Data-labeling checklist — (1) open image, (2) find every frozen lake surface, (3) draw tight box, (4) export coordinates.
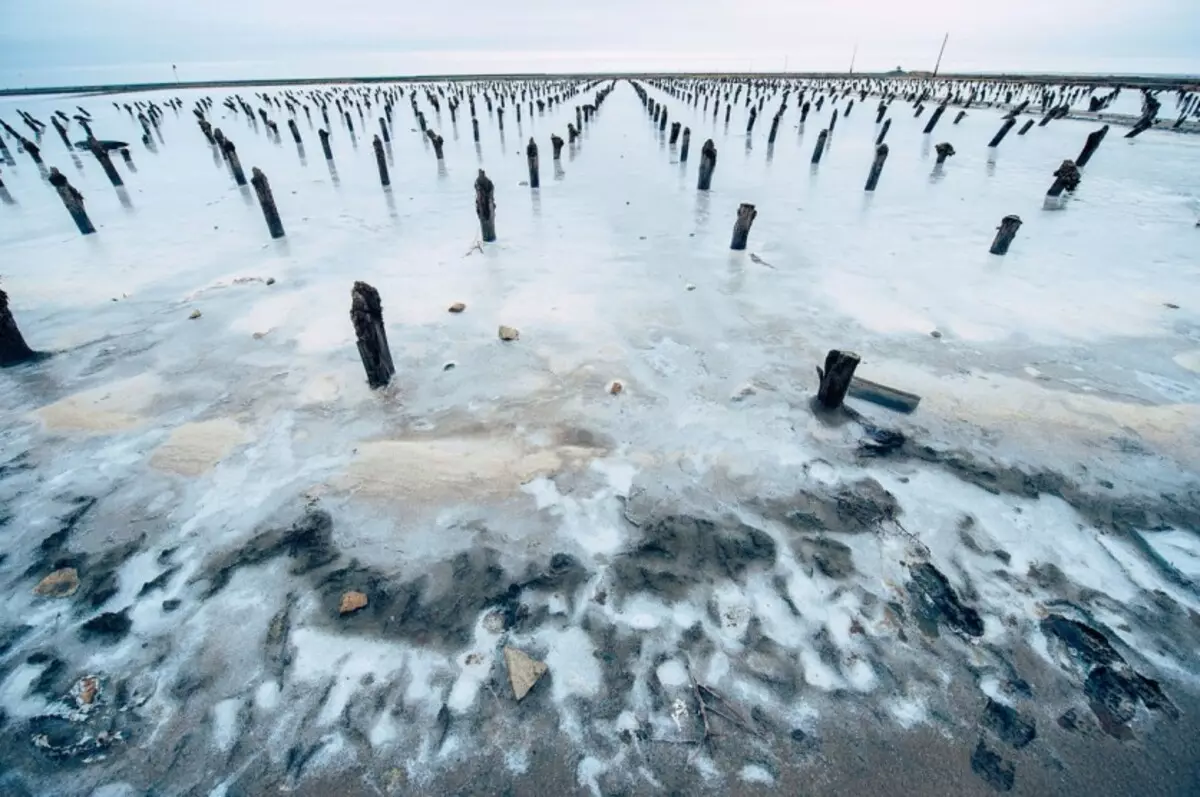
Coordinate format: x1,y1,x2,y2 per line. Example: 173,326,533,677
1,77,1199,795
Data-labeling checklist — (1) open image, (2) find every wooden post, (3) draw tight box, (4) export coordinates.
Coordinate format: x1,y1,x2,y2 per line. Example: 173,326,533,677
987,118,1016,147
875,119,891,145
864,144,889,191
680,127,691,162
1045,159,1080,198
953,110,966,124
659,108,668,133
318,129,333,161
222,139,248,185
526,138,539,188
48,168,95,234
922,105,945,134
0,289,39,366
475,169,497,242
816,350,860,409
811,129,829,164
1075,125,1109,168
287,118,302,144
428,131,445,159
23,139,44,169
51,117,72,149
829,108,839,133
551,134,564,159
88,138,124,187
746,107,757,134
350,281,395,390
934,142,956,164
472,117,480,142
373,135,390,186
1017,119,1035,135
567,123,579,143
768,113,781,144
669,121,681,145
989,215,1022,255
250,168,285,239
697,139,717,190
729,203,757,250
379,117,390,143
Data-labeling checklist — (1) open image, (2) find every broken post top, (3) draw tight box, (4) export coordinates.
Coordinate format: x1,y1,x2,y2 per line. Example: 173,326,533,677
350,281,384,334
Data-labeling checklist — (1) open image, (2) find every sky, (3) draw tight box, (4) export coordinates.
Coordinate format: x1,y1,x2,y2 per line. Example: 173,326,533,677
1,0,1199,88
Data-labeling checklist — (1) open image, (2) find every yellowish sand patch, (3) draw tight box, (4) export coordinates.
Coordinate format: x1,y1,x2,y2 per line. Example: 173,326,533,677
150,418,248,476
33,374,163,433
1174,350,1200,374
340,437,596,500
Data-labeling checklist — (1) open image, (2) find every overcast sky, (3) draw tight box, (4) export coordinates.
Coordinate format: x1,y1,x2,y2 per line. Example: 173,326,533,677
2,0,1198,87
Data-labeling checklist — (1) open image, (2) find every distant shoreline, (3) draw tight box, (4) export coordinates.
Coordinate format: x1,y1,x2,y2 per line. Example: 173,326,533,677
1,70,1197,98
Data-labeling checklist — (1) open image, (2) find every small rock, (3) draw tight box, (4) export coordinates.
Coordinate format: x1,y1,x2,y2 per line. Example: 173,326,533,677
33,568,79,598
931,330,942,338
76,676,99,705
609,380,623,395
266,277,276,286
686,283,696,291
504,646,548,700
448,302,466,313
638,236,646,241
498,325,520,341
483,611,506,633
443,361,457,371
189,309,201,320
518,181,529,186
1164,303,1179,309
339,591,368,615
162,599,181,613
252,331,267,339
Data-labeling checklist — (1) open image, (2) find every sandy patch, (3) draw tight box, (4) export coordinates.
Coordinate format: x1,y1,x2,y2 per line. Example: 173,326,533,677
340,437,595,500
150,418,248,476
1174,350,1200,375
33,374,163,433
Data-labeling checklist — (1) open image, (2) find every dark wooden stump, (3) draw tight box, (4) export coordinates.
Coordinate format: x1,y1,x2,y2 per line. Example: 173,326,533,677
287,118,302,144
697,139,717,190
816,350,861,409
1075,125,1109,168
379,118,390,143
551,134,564,159
989,215,1022,255
1017,119,1035,135
659,108,668,132
51,118,72,149
730,203,757,250
526,138,540,188
350,281,395,389
318,129,333,161
48,168,95,234
987,118,1017,148
1045,159,1080,198
472,117,480,142
864,144,889,191
680,127,691,162
875,119,891,145
567,123,578,143
934,142,956,164
768,113,781,144
0,289,39,367
953,110,966,124
475,169,497,242
250,168,285,239
669,122,681,145
373,135,390,186
88,137,124,187
829,108,839,133
875,102,887,124
922,105,945,134
222,140,248,185
428,131,445,160
811,129,829,164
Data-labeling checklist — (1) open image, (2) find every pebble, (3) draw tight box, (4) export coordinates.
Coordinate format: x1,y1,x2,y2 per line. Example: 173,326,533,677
33,567,79,598
449,302,466,313
609,380,624,395
499,325,520,341
931,330,942,338
266,277,276,286
339,591,368,615
189,309,201,320
443,361,457,371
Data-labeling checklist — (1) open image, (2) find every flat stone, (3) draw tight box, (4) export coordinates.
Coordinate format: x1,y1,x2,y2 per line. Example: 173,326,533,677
189,309,202,320
504,645,548,701
448,302,466,313
34,568,79,598
339,590,368,615
498,325,520,341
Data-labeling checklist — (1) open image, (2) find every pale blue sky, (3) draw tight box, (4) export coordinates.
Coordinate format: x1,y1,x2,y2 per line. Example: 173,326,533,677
2,0,1198,88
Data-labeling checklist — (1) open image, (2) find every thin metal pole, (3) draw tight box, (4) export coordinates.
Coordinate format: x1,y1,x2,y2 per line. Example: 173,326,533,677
933,33,949,77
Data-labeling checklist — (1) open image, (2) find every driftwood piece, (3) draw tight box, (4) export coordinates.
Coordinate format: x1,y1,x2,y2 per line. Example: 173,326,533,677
847,376,921,413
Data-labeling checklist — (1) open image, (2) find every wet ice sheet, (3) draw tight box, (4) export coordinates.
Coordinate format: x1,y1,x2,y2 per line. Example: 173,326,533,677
1,78,1200,795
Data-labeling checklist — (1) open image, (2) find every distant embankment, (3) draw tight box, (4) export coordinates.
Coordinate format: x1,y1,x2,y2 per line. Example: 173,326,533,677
2,71,1197,98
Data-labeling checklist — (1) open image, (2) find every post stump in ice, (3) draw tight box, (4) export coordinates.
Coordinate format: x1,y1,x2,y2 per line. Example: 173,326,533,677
88,138,124,188
816,350,861,410
222,140,248,186
988,118,1017,148
680,127,691,162
48,168,95,235
875,119,891,145
475,169,497,242
863,144,889,191
428,131,445,160
730,203,757,250
250,168,285,239
934,142,955,164
697,139,717,190
989,215,1022,255
0,289,39,367
1045,159,1081,199
373,135,390,186
526,138,540,188
318,129,333,161
350,281,395,390
1075,125,1109,168
551,134,564,160
811,129,829,164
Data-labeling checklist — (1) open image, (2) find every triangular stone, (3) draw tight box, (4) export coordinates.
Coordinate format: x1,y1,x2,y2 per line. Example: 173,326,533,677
504,646,547,701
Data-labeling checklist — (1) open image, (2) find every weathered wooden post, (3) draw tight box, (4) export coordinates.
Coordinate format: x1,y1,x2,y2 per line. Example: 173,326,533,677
669,121,681,145
875,102,887,124
222,139,248,186
767,113,781,144
23,139,45,170
379,117,390,143
48,168,95,234
729,203,757,250
816,350,860,409
989,215,1022,255
428,131,445,159
697,139,717,190
934,142,956,164
987,118,1016,147
1045,159,1080,199
372,135,390,186
287,118,302,144
875,119,891,145
472,117,480,142
922,105,946,134
351,281,395,389
680,127,691,162
567,123,579,143
1075,125,1109,168
475,169,497,242
0,288,40,366
0,171,12,203
1017,119,1035,135
551,134,564,159
864,144,889,191
51,117,72,149
526,138,540,188
953,110,967,124
318,129,333,161
250,168,285,239
811,129,829,164
829,108,839,133
87,138,124,187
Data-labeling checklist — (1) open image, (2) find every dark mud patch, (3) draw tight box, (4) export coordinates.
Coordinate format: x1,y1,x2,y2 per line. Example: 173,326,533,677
981,698,1036,749
78,609,131,644
610,514,776,601
907,562,984,638
768,478,900,534
794,535,855,579
971,739,1015,792
137,564,180,597
194,508,338,598
1041,613,1179,738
